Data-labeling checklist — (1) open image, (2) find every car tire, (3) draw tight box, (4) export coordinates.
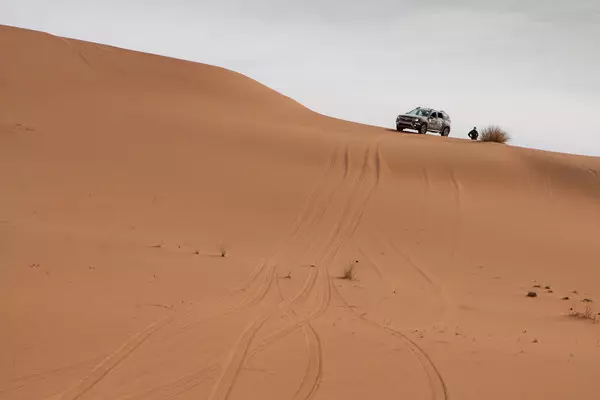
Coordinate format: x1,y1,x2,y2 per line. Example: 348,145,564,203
419,123,427,134
441,127,450,137
396,125,404,132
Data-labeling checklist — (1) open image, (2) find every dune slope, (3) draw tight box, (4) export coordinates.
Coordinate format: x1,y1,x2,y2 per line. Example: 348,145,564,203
1,25,600,400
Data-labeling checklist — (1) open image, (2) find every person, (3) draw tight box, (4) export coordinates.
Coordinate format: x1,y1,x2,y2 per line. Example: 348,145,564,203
468,127,479,140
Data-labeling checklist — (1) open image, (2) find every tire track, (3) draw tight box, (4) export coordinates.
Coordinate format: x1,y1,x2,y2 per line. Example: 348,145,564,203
207,315,271,400
0,358,102,397
385,235,438,291
159,141,372,354
358,248,385,284
235,143,381,399
166,146,348,342
295,144,350,247
208,267,320,400
247,263,332,359
169,145,344,339
58,37,93,69
116,364,219,400
237,263,277,309
382,227,447,325
331,284,448,400
168,263,278,341
448,169,463,260
375,145,382,186
208,141,378,399
316,145,372,264
317,144,379,267
292,323,323,400
53,310,190,400
343,146,447,400
230,145,342,300
343,145,350,180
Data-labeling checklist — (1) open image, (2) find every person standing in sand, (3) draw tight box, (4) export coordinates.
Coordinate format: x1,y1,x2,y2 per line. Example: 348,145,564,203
468,127,479,140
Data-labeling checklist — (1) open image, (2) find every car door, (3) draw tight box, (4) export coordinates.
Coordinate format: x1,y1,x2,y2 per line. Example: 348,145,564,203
440,112,449,131
429,112,441,132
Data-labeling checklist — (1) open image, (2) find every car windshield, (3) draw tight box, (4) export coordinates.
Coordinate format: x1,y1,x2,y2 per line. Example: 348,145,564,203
406,108,432,117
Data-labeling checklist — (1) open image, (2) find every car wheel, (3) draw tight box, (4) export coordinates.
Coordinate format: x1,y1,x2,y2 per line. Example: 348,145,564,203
419,123,427,134
441,127,450,137
396,125,404,132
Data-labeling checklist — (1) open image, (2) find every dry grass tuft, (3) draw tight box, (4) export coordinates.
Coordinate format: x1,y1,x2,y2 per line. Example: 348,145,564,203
569,305,598,323
480,125,510,144
339,261,358,281
218,243,227,258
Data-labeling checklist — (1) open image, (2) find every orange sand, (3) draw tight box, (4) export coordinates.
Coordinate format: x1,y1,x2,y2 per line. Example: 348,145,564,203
1,25,600,400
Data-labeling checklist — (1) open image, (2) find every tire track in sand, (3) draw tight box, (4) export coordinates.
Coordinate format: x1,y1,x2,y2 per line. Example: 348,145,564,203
314,143,379,266
293,144,350,248
230,145,343,301
116,364,219,400
208,267,320,400
172,145,345,337
52,309,191,400
332,283,448,400
247,142,379,355
328,146,448,400
292,323,323,400
208,141,378,400
238,143,379,400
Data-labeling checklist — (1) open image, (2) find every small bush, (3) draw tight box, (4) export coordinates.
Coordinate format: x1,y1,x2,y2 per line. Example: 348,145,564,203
339,261,358,281
218,243,227,258
480,125,510,144
569,305,597,323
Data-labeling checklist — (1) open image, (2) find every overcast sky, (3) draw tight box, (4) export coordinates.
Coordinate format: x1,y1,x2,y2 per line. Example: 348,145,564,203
2,1,600,156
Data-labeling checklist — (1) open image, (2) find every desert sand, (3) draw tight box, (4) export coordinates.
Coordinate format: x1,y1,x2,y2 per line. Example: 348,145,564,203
1,25,600,400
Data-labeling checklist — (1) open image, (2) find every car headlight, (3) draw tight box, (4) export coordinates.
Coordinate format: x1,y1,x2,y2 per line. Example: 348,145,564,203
414,118,420,122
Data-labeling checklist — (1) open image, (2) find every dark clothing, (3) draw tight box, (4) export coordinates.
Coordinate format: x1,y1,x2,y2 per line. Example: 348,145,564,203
468,129,479,140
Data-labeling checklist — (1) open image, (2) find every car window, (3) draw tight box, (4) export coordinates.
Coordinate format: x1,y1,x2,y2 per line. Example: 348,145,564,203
407,108,432,117
432,112,439,118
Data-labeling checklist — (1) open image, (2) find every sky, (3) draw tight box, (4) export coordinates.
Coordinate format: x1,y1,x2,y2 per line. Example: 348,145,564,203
2,0,600,156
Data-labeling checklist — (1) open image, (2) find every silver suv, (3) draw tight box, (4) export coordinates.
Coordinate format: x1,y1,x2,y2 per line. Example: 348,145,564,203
396,107,451,136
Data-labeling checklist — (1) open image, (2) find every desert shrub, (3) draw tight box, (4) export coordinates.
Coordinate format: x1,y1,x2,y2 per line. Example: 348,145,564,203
569,304,598,323
339,261,358,281
480,125,510,144
218,243,227,258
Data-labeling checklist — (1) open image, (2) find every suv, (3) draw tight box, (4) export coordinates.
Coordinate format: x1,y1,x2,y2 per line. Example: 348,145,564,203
396,107,451,136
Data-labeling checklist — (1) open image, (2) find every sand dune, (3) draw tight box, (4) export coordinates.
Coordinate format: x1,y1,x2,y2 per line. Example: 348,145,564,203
1,25,600,400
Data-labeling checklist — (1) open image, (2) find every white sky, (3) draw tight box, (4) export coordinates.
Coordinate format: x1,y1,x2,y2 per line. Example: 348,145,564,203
2,0,600,156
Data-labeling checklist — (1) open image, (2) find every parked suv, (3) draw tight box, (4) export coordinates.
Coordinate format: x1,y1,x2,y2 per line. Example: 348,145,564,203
396,107,451,136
